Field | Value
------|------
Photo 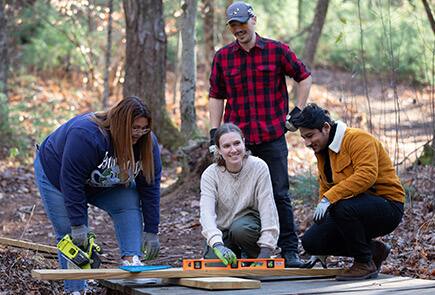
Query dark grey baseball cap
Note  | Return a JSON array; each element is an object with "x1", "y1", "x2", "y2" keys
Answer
[{"x1": 226, "y1": 2, "x2": 255, "y2": 24}]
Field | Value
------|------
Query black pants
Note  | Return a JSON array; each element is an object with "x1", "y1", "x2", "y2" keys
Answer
[
  {"x1": 301, "y1": 193, "x2": 404, "y2": 263},
  {"x1": 247, "y1": 135, "x2": 299, "y2": 254}
]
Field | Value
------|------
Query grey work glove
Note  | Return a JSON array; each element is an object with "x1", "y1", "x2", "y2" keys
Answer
[
  {"x1": 71, "y1": 225, "x2": 89, "y2": 249},
  {"x1": 303, "y1": 255, "x2": 328, "y2": 269},
  {"x1": 257, "y1": 247, "x2": 273, "y2": 259},
  {"x1": 143, "y1": 232, "x2": 160, "y2": 260},
  {"x1": 285, "y1": 106, "x2": 301, "y2": 132},
  {"x1": 209, "y1": 128, "x2": 218, "y2": 154},
  {"x1": 313, "y1": 197, "x2": 331, "y2": 223},
  {"x1": 212, "y1": 242, "x2": 237, "y2": 266}
]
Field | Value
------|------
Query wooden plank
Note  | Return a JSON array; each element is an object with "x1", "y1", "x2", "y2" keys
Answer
[
  {"x1": 32, "y1": 267, "x2": 342, "y2": 281},
  {"x1": 99, "y1": 278, "x2": 163, "y2": 293},
  {"x1": 103, "y1": 275, "x2": 435, "y2": 295},
  {"x1": 163, "y1": 277, "x2": 261, "y2": 290},
  {"x1": 257, "y1": 275, "x2": 435, "y2": 295},
  {"x1": 0, "y1": 236, "x2": 57, "y2": 254}
]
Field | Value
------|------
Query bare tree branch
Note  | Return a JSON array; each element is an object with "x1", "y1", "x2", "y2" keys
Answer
[
  {"x1": 422, "y1": 0, "x2": 435, "y2": 36},
  {"x1": 286, "y1": 24, "x2": 312, "y2": 43}
]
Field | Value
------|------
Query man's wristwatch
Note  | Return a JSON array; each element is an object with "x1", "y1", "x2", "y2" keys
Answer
[
  {"x1": 285, "y1": 106, "x2": 301, "y2": 132},
  {"x1": 209, "y1": 128, "x2": 218, "y2": 154}
]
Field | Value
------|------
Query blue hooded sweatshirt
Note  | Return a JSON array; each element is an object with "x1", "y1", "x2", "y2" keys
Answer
[{"x1": 38, "y1": 113, "x2": 161, "y2": 234}]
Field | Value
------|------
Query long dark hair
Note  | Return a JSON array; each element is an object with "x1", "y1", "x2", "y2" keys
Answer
[
  {"x1": 92, "y1": 96, "x2": 154, "y2": 183},
  {"x1": 214, "y1": 123, "x2": 249, "y2": 167}
]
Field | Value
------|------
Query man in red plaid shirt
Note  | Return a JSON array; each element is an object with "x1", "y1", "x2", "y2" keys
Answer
[{"x1": 208, "y1": 2, "x2": 312, "y2": 268}]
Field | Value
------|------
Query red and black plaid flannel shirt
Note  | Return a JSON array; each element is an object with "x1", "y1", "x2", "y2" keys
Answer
[{"x1": 209, "y1": 34, "x2": 311, "y2": 144}]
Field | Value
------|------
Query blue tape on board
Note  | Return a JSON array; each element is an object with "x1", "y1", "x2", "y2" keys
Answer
[{"x1": 119, "y1": 265, "x2": 172, "y2": 273}]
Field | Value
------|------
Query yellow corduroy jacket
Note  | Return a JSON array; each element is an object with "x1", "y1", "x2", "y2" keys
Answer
[{"x1": 316, "y1": 121, "x2": 405, "y2": 204}]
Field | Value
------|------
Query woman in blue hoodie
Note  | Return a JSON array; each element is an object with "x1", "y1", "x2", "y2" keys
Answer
[{"x1": 33, "y1": 96, "x2": 161, "y2": 294}]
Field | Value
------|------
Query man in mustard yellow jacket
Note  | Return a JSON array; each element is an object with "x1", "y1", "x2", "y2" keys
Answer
[{"x1": 291, "y1": 104, "x2": 404, "y2": 281}]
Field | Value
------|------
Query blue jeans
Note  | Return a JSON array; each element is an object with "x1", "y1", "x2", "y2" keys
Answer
[
  {"x1": 302, "y1": 193, "x2": 404, "y2": 263},
  {"x1": 246, "y1": 135, "x2": 299, "y2": 255},
  {"x1": 34, "y1": 153, "x2": 143, "y2": 292}
]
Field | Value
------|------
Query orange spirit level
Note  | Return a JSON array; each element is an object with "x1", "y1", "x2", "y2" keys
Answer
[{"x1": 183, "y1": 258, "x2": 285, "y2": 271}]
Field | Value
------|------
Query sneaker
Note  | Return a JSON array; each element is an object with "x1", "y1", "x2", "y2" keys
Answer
[
  {"x1": 122, "y1": 255, "x2": 143, "y2": 266},
  {"x1": 371, "y1": 240, "x2": 391, "y2": 271},
  {"x1": 283, "y1": 252, "x2": 304, "y2": 268},
  {"x1": 302, "y1": 255, "x2": 328, "y2": 269},
  {"x1": 336, "y1": 260, "x2": 378, "y2": 281}
]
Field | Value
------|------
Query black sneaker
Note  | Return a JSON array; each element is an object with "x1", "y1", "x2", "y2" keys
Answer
[{"x1": 283, "y1": 252, "x2": 304, "y2": 268}]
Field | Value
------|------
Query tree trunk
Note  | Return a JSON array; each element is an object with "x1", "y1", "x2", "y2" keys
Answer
[
  {"x1": 86, "y1": 0, "x2": 96, "y2": 88},
  {"x1": 357, "y1": 0, "x2": 373, "y2": 133},
  {"x1": 302, "y1": 0, "x2": 330, "y2": 68},
  {"x1": 87, "y1": 0, "x2": 96, "y2": 33},
  {"x1": 431, "y1": 38, "x2": 435, "y2": 164},
  {"x1": 172, "y1": 0, "x2": 182, "y2": 113},
  {"x1": 0, "y1": 0, "x2": 9, "y2": 134},
  {"x1": 172, "y1": 29, "x2": 181, "y2": 112},
  {"x1": 297, "y1": 0, "x2": 303, "y2": 31},
  {"x1": 123, "y1": 0, "x2": 182, "y2": 148},
  {"x1": 102, "y1": 0, "x2": 114, "y2": 109},
  {"x1": 221, "y1": 0, "x2": 233, "y2": 45},
  {"x1": 180, "y1": 0, "x2": 198, "y2": 137},
  {"x1": 201, "y1": 0, "x2": 214, "y2": 78},
  {"x1": 0, "y1": 0, "x2": 7, "y2": 99},
  {"x1": 422, "y1": 0, "x2": 435, "y2": 36}
]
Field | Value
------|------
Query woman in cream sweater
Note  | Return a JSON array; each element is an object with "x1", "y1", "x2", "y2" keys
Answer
[{"x1": 200, "y1": 123, "x2": 280, "y2": 265}]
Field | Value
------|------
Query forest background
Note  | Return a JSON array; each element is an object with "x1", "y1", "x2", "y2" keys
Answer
[{"x1": 0, "y1": 0, "x2": 434, "y2": 293}]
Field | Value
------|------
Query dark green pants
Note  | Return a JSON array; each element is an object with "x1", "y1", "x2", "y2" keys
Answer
[{"x1": 204, "y1": 213, "x2": 261, "y2": 259}]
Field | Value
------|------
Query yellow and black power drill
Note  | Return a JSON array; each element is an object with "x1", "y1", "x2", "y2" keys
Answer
[{"x1": 57, "y1": 232, "x2": 102, "y2": 269}]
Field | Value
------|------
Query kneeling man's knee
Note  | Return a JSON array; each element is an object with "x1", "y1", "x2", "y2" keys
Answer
[{"x1": 301, "y1": 229, "x2": 317, "y2": 253}]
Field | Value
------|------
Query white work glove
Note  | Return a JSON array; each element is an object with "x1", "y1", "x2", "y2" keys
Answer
[
  {"x1": 285, "y1": 106, "x2": 302, "y2": 132},
  {"x1": 143, "y1": 232, "x2": 160, "y2": 260},
  {"x1": 209, "y1": 128, "x2": 218, "y2": 154},
  {"x1": 313, "y1": 197, "x2": 330, "y2": 223},
  {"x1": 70, "y1": 224, "x2": 89, "y2": 249}
]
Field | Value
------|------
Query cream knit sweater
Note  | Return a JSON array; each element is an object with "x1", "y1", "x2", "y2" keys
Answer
[{"x1": 200, "y1": 155, "x2": 279, "y2": 249}]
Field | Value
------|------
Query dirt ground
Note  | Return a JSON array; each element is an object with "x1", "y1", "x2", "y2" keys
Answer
[
  {"x1": 0, "y1": 156, "x2": 433, "y2": 294},
  {"x1": 0, "y1": 68, "x2": 434, "y2": 294}
]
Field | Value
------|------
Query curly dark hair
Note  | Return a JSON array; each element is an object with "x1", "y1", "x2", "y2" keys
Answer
[{"x1": 291, "y1": 103, "x2": 334, "y2": 131}]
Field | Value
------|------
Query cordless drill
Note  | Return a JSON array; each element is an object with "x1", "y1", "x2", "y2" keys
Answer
[{"x1": 57, "y1": 232, "x2": 102, "y2": 269}]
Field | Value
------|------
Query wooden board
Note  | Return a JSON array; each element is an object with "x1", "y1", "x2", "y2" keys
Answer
[
  {"x1": 0, "y1": 236, "x2": 57, "y2": 254},
  {"x1": 163, "y1": 277, "x2": 261, "y2": 290},
  {"x1": 99, "y1": 278, "x2": 164, "y2": 294},
  {"x1": 32, "y1": 267, "x2": 342, "y2": 281},
  {"x1": 100, "y1": 274, "x2": 435, "y2": 295}
]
